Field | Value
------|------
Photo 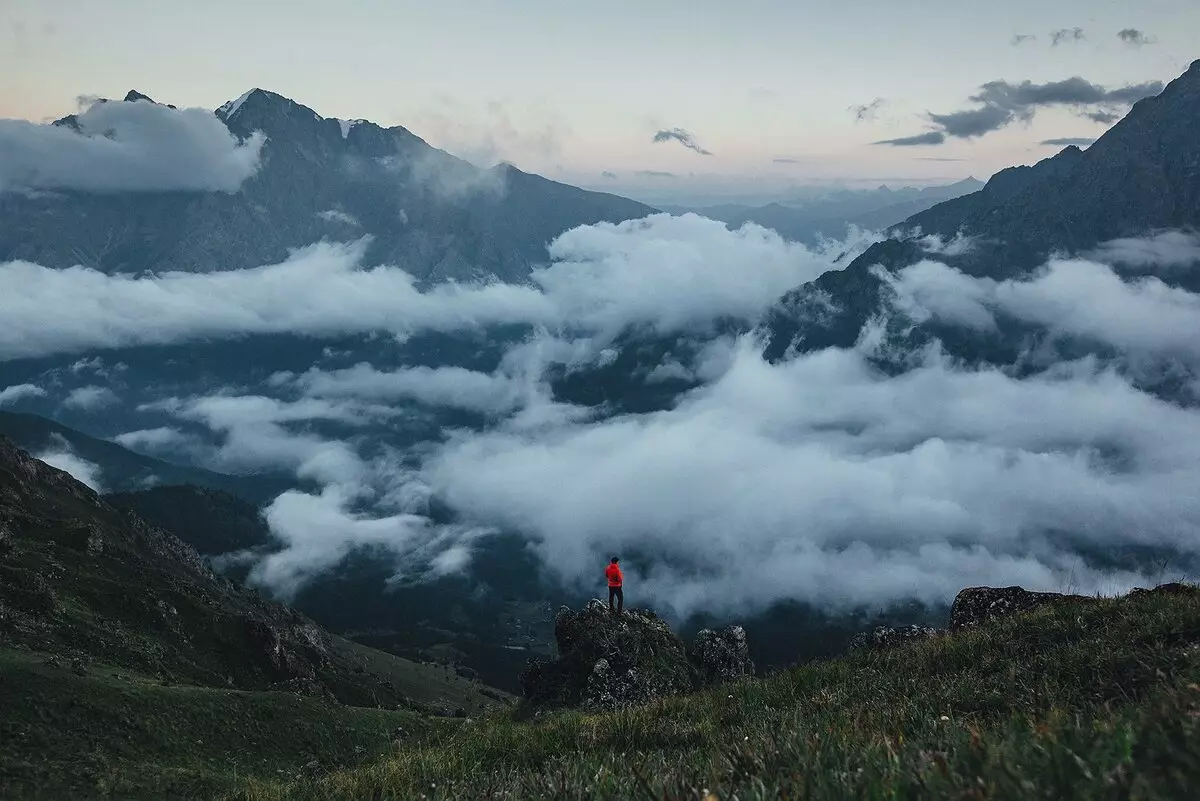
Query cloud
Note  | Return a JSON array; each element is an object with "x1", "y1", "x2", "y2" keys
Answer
[
  {"x1": 0, "y1": 383, "x2": 46, "y2": 406},
  {"x1": 601, "y1": 171, "x2": 618, "y2": 179},
  {"x1": 1011, "y1": 34, "x2": 1037, "y2": 46},
  {"x1": 874, "y1": 132, "x2": 946, "y2": 147},
  {"x1": 0, "y1": 97, "x2": 264, "y2": 193},
  {"x1": 635, "y1": 170, "x2": 677, "y2": 179},
  {"x1": 116, "y1": 224, "x2": 1200, "y2": 617},
  {"x1": 883, "y1": 76, "x2": 1164, "y2": 144},
  {"x1": 1050, "y1": 27, "x2": 1086, "y2": 46},
  {"x1": 424, "y1": 339, "x2": 1194, "y2": 615},
  {"x1": 0, "y1": 216, "x2": 878, "y2": 360},
  {"x1": 1085, "y1": 231, "x2": 1200, "y2": 270},
  {"x1": 887, "y1": 248, "x2": 1200, "y2": 364},
  {"x1": 849, "y1": 98, "x2": 887, "y2": 123},
  {"x1": 36, "y1": 435, "x2": 105, "y2": 492},
  {"x1": 280, "y1": 363, "x2": 539, "y2": 417},
  {"x1": 1117, "y1": 29, "x2": 1154, "y2": 47},
  {"x1": 316, "y1": 209, "x2": 359, "y2": 226},
  {"x1": 772, "y1": 158, "x2": 801, "y2": 164},
  {"x1": 114, "y1": 426, "x2": 197, "y2": 454},
  {"x1": 62, "y1": 385, "x2": 119, "y2": 411},
  {"x1": 652, "y1": 128, "x2": 713, "y2": 156},
  {"x1": 1040, "y1": 137, "x2": 1097, "y2": 147}
]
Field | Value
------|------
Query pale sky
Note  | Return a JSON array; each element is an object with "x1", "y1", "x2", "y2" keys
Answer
[{"x1": 3, "y1": 0, "x2": 1197, "y2": 204}]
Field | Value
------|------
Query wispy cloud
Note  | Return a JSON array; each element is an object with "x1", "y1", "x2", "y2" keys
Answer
[
  {"x1": 874, "y1": 131, "x2": 947, "y2": 147},
  {"x1": 1117, "y1": 28, "x2": 1155, "y2": 47},
  {"x1": 849, "y1": 98, "x2": 887, "y2": 123},
  {"x1": 652, "y1": 128, "x2": 713, "y2": 156},
  {"x1": 1050, "y1": 27, "x2": 1086, "y2": 46},
  {"x1": 1040, "y1": 137, "x2": 1097, "y2": 147},
  {"x1": 1011, "y1": 33, "x2": 1037, "y2": 46}
]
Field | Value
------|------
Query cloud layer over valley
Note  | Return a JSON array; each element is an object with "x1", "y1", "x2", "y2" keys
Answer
[{"x1": 6, "y1": 218, "x2": 1200, "y2": 618}]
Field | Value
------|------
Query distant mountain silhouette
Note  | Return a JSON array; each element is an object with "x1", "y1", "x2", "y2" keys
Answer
[{"x1": 0, "y1": 88, "x2": 655, "y2": 283}]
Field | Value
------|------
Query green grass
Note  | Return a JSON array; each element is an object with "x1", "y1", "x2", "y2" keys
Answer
[
  {"x1": 239, "y1": 590, "x2": 1200, "y2": 800},
  {"x1": 0, "y1": 648, "x2": 460, "y2": 800}
]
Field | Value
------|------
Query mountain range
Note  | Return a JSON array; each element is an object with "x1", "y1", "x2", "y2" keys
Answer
[{"x1": 0, "y1": 88, "x2": 654, "y2": 283}]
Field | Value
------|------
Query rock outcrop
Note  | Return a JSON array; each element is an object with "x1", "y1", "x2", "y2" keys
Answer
[
  {"x1": 849, "y1": 624, "x2": 940, "y2": 651},
  {"x1": 851, "y1": 583, "x2": 1200, "y2": 653},
  {"x1": 948, "y1": 586, "x2": 1087, "y2": 630},
  {"x1": 521, "y1": 600, "x2": 752, "y2": 711},
  {"x1": 687, "y1": 626, "x2": 754, "y2": 684}
]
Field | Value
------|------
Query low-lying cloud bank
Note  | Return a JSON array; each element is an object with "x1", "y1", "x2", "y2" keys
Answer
[
  {"x1": 0, "y1": 97, "x2": 264, "y2": 193},
  {"x1": 0, "y1": 214, "x2": 876, "y2": 360},
  {"x1": 112, "y1": 226, "x2": 1200, "y2": 616}
]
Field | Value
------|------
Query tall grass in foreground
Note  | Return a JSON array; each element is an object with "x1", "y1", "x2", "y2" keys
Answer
[{"x1": 240, "y1": 592, "x2": 1200, "y2": 800}]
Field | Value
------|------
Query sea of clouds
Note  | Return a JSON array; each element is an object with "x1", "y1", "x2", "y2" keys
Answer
[{"x1": 3, "y1": 215, "x2": 1199, "y2": 616}]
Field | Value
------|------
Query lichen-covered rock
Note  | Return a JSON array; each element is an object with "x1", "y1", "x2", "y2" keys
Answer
[
  {"x1": 949, "y1": 586, "x2": 1086, "y2": 630},
  {"x1": 521, "y1": 600, "x2": 698, "y2": 711},
  {"x1": 688, "y1": 626, "x2": 754, "y2": 684},
  {"x1": 850, "y1": 624, "x2": 939, "y2": 651}
]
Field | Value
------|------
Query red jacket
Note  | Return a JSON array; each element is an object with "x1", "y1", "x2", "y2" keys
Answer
[{"x1": 605, "y1": 563, "x2": 623, "y2": 587}]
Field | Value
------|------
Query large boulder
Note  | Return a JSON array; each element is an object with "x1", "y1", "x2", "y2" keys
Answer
[
  {"x1": 522, "y1": 600, "x2": 742, "y2": 711},
  {"x1": 948, "y1": 586, "x2": 1087, "y2": 630},
  {"x1": 688, "y1": 626, "x2": 754, "y2": 684}
]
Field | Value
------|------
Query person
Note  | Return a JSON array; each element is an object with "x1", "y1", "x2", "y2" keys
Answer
[{"x1": 605, "y1": 557, "x2": 624, "y2": 614}]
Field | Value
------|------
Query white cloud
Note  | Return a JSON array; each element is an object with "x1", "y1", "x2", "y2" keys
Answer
[
  {"x1": 316, "y1": 209, "x2": 360, "y2": 226},
  {"x1": 889, "y1": 255, "x2": 1200, "y2": 363},
  {"x1": 62, "y1": 223, "x2": 1199, "y2": 617},
  {"x1": 423, "y1": 340, "x2": 1197, "y2": 615},
  {"x1": 62, "y1": 385, "x2": 119, "y2": 411},
  {"x1": 1085, "y1": 231, "x2": 1200, "y2": 269},
  {"x1": 0, "y1": 383, "x2": 46, "y2": 406},
  {"x1": 283, "y1": 363, "x2": 538, "y2": 416},
  {"x1": 0, "y1": 215, "x2": 874, "y2": 360},
  {"x1": 36, "y1": 436, "x2": 105, "y2": 492},
  {"x1": 0, "y1": 98, "x2": 264, "y2": 193},
  {"x1": 113, "y1": 426, "x2": 196, "y2": 454}
]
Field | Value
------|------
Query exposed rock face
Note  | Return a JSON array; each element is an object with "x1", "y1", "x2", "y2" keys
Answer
[
  {"x1": 850, "y1": 624, "x2": 940, "y2": 651},
  {"x1": 688, "y1": 626, "x2": 754, "y2": 683},
  {"x1": 522, "y1": 600, "x2": 751, "y2": 711},
  {"x1": 948, "y1": 586, "x2": 1087, "y2": 630}
]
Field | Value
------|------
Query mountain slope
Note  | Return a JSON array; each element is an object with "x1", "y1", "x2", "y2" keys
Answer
[
  {"x1": 0, "y1": 411, "x2": 289, "y2": 503},
  {"x1": 0, "y1": 88, "x2": 655, "y2": 283},
  {"x1": 0, "y1": 437, "x2": 500, "y2": 710},
  {"x1": 764, "y1": 60, "x2": 1200, "y2": 360}
]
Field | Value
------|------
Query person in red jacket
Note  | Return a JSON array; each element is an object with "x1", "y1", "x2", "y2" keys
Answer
[{"x1": 605, "y1": 557, "x2": 624, "y2": 614}]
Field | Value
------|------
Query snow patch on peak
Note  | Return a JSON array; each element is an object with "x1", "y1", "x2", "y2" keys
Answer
[
  {"x1": 338, "y1": 119, "x2": 367, "y2": 139},
  {"x1": 217, "y1": 89, "x2": 259, "y2": 119}
]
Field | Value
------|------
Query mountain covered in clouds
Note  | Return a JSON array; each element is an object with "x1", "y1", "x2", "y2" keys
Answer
[
  {"x1": 0, "y1": 88, "x2": 654, "y2": 283},
  {"x1": 765, "y1": 58, "x2": 1200, "y2": 362}
]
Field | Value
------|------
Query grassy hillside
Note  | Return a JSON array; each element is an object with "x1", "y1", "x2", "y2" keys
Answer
[
  {"x1": 0, "y1": 648, "x2": 468, "y2": 800},
  {"x1": 240, "y1": 588, "x2": 1200, "y2": 800}
]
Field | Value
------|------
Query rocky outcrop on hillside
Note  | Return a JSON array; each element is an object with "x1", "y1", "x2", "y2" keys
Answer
[
  {"x1": 520, "y1": 600, "x2": 754, "y2": 711},
  {"x1": 851, "y1": 583, "x2": 1199, "y2": 652}
]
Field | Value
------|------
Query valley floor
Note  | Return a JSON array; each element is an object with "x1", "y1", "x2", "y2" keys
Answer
[{"x1": 240, "y1": 588, "x2": 1200, "y2": 800}]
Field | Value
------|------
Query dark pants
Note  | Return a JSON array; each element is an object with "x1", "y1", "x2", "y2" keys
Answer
[{"x1": 608, "y1": 586, "x2": 624, "y2": 612}]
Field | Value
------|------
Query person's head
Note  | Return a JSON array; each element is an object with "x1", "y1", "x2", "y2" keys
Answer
[{"x1": 610, "y1": 557, "x2": 619, "y2": 564}]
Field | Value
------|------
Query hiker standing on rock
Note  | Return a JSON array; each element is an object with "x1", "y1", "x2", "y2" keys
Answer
[{"x1": 605, "y1": 557, "x2": 624, "y2": 614}]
